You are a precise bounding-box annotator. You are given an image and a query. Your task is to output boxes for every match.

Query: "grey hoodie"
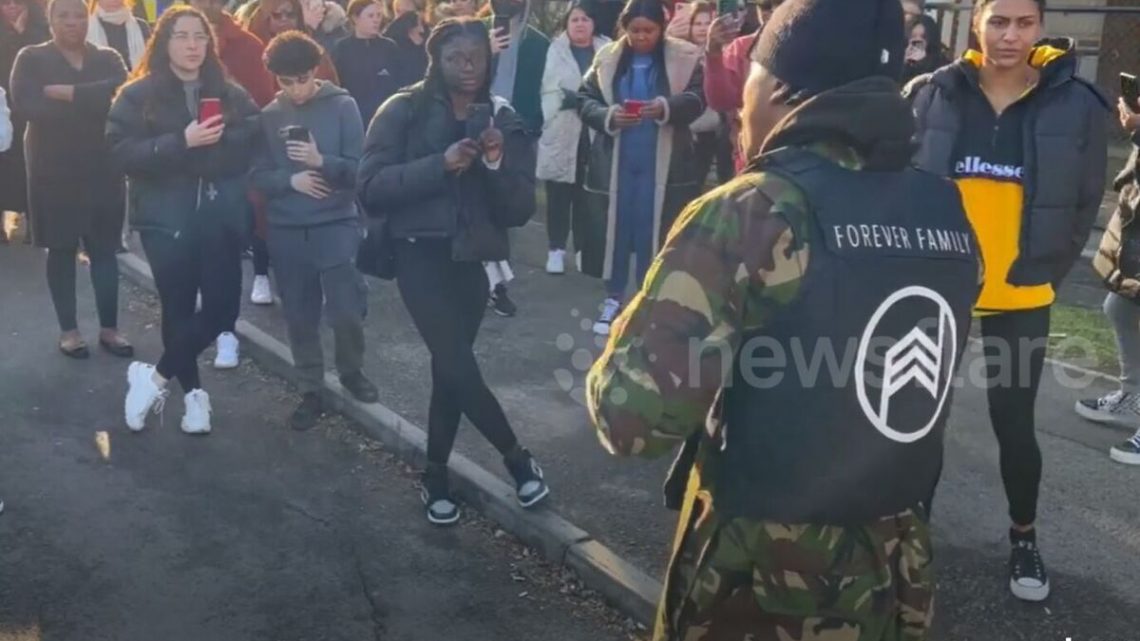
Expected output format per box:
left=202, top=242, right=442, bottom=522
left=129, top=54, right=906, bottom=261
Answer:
left=252, top=81, right=364, bottom=227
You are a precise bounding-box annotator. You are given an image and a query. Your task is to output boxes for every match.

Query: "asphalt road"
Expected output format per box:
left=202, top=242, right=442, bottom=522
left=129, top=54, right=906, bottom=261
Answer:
left=0, top=243, right=639, bottom=641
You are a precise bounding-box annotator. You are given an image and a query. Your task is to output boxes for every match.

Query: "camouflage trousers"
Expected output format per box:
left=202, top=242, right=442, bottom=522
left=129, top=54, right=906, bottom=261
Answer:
left=654, top=487, right=935, bottom=641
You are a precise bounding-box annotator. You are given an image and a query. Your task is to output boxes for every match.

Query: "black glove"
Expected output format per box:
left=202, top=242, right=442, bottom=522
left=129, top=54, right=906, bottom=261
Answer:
left=560, top=88, right=579, bottom=111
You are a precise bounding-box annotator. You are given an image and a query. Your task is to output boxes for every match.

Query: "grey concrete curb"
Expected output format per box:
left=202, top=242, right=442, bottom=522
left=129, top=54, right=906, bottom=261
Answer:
left=117, top=252, right=660, bottom=626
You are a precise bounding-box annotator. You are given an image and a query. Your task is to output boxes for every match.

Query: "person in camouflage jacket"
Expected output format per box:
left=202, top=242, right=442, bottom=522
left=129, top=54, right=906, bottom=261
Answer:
left=585, top=0, right=978, bottom=639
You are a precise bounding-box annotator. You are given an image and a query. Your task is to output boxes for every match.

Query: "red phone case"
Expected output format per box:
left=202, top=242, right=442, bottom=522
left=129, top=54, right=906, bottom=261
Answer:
left=198, top=98, right=222, bottom=123
left=623, top=100, right=645, bottom=117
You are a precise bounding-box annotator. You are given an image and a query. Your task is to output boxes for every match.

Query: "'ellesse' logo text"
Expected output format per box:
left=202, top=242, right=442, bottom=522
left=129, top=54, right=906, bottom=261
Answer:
left=954, top=156, right=1024, bottom=180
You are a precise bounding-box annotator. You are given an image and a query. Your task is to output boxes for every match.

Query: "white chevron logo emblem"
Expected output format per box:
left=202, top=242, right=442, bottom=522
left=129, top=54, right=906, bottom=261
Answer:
left=855, top=286, right=957, bottom=444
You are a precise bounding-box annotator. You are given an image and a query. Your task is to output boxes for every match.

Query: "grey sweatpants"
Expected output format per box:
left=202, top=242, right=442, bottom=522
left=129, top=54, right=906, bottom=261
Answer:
left=267, top=221, right=366, bottom=393
left=1105, top=292, right=1140, bottom=392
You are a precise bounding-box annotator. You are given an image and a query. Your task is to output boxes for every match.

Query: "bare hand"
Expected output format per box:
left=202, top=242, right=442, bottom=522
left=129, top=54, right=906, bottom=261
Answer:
left=480, top=127, right=504, bottom=164
left=291, top=170, right=332, bottom=198
left=444, top=139, right=481, bottom=172
left=706, top=13, right=739, bottom=54
left=611, top=109, right=642, bottom=130
left=640, top=98, right=666, bottom=121
left=1119, top=98, right=1140, bottom=133
left=43, top=84, right=74, bottom=102
left=287, top=135, right=323, bottom=168
left=490, top=27, right=511, bottom=54
left=184, top=115, right=225, bottom=148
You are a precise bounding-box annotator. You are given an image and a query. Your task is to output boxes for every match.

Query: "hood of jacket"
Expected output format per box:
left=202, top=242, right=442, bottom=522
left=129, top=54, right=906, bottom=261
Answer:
left=318, top=1, right=347, bottom=35
left=928, top=37, right=1105, bottom=103
left=271, top=79, right=350, bottom=108
left=757, top=76, right=916, bottom=171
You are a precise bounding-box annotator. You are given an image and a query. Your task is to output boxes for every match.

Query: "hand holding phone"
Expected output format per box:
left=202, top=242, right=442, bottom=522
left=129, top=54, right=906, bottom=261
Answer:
left=1121, top=73, right=1139, bottom=111
left=198, top=97, right=221, bottom=123
left=185, top=115, right=224, bottom=148
left=465, top=103, right=493, bottom=142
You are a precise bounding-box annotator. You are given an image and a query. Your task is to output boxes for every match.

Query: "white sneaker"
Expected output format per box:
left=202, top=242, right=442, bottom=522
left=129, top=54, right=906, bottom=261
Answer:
left=592, top=298, right=622, bottom=336
left=250, top=275, right=273, bottom=305
left=181, top=389, right=212, bottom=435
left=125, top=362, right=168, bottom=432
left=546, top=249, right=566, bottom=275
left=214, top=332, right=239, bottom=369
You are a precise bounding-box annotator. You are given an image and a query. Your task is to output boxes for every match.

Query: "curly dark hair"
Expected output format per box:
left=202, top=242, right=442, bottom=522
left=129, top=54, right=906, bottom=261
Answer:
left=265, top=29, right=324, bottom=75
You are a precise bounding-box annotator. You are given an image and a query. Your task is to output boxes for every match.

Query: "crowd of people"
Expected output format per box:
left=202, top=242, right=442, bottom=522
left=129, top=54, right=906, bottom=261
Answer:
left=2, top=0, right=1140, bottom=637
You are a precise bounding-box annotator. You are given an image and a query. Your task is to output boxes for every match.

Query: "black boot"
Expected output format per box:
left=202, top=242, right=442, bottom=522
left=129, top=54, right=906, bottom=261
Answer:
left=290, top=393, right=323, bottom=431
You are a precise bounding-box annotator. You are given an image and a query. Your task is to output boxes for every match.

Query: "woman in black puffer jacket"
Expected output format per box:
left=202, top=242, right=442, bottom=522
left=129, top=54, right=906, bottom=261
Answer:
left=906, top=0, right=1107, bottom=605
left=106, top=6, right=260, bottom=437
left=357, top=17, right=548, bottom=526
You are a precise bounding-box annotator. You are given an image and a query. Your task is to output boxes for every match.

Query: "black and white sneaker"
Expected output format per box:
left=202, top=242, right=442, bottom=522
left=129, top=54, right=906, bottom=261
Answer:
left=1075, top=390, right=1140, bottom=427
left=489, top=284, right=517, bottom=317
left=592, top=298, right=621, bottom=336
left=421, top=463, right=460, bottom=526
left=504, top=446, right=550, bottom=509
left=1109, top=429, right=1140, bottom=465
left=1009, top=531, right=1050, bottom=602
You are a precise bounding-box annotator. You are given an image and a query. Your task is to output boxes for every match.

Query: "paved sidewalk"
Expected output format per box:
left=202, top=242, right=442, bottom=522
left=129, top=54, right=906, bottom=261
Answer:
left=0, top=244, right=639, bottom=641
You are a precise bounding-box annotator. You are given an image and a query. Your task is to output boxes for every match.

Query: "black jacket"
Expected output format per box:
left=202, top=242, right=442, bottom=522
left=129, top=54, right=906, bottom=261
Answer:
left=331, top=35, right=402, bottom=124
left=356, top=83, right=536, bottom=263
left=906, top=39, right=1109, bottom=288
left=106, top=74, right=261, bottom=237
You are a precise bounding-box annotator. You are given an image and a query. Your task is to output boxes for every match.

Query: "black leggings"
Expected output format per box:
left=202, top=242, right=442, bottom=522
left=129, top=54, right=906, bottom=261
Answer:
left=140, top=227, right=242, bottom=392
left=980, top=307, right=1050, bottom=527
left=252, top=234, right=270, bottom=276
left=395, top=239, right=519, bottom=465
left=46, top=243, right=119, bottom=332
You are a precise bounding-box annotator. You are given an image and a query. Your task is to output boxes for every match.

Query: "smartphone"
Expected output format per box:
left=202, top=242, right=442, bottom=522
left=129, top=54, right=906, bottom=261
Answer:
left=465, top=103, right=492, bottom=140
left=198, top=97, right=221, bottom=123
left=1122, top=73, right=1140, bottom=110
left=283, top=125, right=310, bottom=142
left=717, top=0, right=739, bottom=16
left=492, top=15, right=511, bottom=39
left=622, top=99, right=646, bottom=118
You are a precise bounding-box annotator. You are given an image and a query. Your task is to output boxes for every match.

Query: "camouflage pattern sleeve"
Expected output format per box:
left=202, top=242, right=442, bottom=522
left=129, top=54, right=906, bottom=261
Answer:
left=585, top=172, right=813, bottom=459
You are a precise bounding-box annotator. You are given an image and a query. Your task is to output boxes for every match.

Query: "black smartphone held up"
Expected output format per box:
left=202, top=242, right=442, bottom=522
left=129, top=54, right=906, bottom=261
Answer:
left=465, top=103, right=493, bottom=141
left=283, top=125, right=310, bottom=142
left=492, top=15, right=511, bottom=39
left=1122, top=73, right=1140, bottom=111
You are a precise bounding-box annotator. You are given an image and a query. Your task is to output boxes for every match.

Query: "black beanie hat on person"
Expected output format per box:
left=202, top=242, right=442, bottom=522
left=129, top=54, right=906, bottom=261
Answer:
left=752, top=0, right=906, bottom=100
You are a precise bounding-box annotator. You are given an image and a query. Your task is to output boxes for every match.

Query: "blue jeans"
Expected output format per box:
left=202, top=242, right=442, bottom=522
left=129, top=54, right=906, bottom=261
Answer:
left=607, top=169, right=655, bottom=299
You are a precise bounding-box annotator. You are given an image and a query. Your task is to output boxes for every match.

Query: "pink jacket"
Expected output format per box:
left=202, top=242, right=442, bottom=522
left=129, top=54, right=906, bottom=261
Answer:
left=703, top=31, right=758, bottom=113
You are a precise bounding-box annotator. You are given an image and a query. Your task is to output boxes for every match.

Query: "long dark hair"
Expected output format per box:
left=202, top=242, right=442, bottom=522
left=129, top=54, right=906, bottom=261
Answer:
left=423, top=17, right=492, bottom=102
left=614, top=0, right=666, bottom=93
left=123, top=6, right=232, bottom=121
left=905, top=14, right=945, bottom=67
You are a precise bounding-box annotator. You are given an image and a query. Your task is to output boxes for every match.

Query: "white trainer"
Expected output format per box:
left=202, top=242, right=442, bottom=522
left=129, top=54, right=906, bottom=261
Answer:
left=214, top=332, right=239, bottom=369
left=124, top=362, right=168, bottom=431
left=592, top=298, right=622, bottom=336
left=546, top=249, right=566, bottom=275
left=250, top=275, right=273, bottom=305
left=181, top=389, right=212, bottom=435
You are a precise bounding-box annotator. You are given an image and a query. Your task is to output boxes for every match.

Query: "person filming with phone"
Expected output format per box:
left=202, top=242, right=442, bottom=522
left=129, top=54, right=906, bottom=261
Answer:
left=107, top=5, right=260, bottom=436
left=578, top=0, right=706, bottom=336
left=357, top=18, right=550, bottom=526
left=251, top=31, right=379, bottom=431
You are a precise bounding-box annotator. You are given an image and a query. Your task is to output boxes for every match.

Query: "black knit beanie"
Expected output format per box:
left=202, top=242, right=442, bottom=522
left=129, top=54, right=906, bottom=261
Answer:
left=752, top=0, right=905, bottom=100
